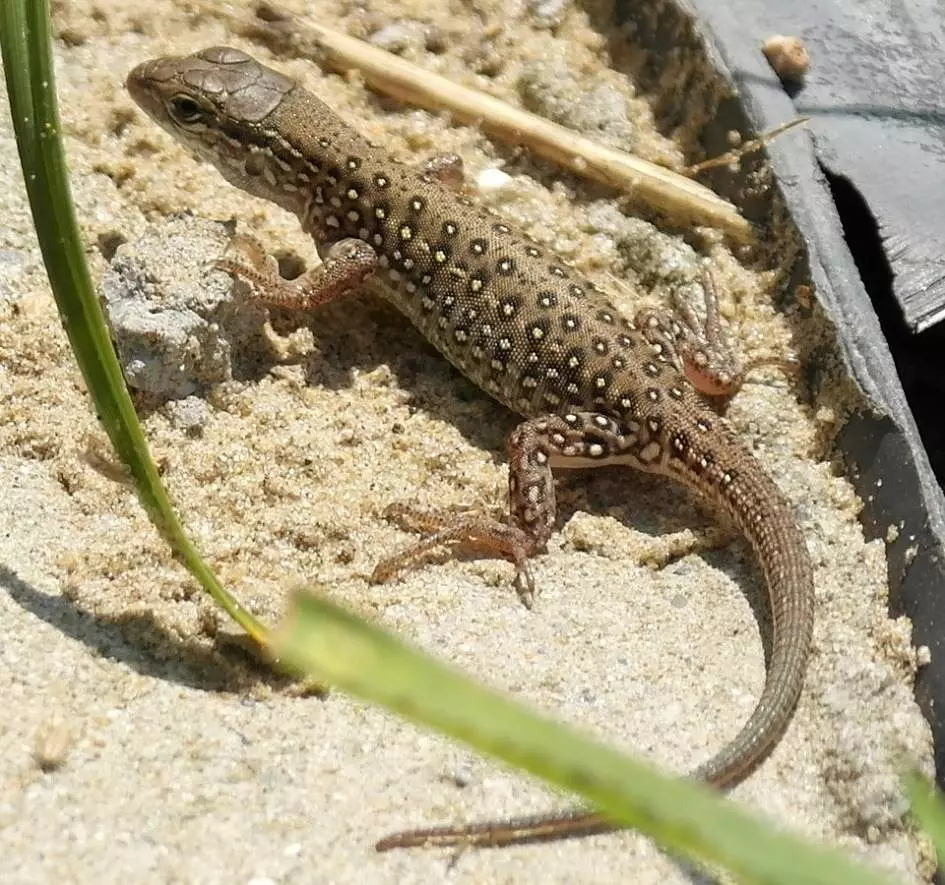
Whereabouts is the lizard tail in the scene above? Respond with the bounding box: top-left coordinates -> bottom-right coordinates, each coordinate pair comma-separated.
376,426 -> 814,850
688,434 -> 814,790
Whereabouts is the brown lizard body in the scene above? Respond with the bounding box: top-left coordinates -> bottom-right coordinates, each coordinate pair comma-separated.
127,46 -> 815,850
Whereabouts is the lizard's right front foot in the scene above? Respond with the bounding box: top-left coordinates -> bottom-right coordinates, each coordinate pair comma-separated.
214,234 -> 378,310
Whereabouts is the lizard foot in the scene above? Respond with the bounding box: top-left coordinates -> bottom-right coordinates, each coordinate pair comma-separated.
214,235 -> 377,310
635,266 -> 797,401
371,503 -> 537,607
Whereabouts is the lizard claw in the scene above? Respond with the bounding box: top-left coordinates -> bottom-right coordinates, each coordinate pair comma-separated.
512,563 -> 536,609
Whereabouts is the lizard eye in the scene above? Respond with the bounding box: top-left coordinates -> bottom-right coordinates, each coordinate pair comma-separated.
168,94 -> 204,125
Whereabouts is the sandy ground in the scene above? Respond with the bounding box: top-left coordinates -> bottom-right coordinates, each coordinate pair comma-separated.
0,0 -> 935,883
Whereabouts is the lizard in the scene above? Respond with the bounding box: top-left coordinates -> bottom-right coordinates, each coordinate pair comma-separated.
126,46 -> 815,850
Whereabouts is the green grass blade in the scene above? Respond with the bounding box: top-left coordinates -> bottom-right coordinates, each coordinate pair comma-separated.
276,591 -> 893,885
905,773 -> 942,865
0,0 -> 268,644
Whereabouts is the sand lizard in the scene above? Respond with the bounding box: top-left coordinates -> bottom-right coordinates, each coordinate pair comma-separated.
127,46 -> 815,850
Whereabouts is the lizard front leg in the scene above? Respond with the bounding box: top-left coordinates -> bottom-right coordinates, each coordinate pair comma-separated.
214,234 -> 377,309
371,412 -> 637,608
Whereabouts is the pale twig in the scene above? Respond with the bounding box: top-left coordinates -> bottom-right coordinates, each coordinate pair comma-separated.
235,3 -> 755,243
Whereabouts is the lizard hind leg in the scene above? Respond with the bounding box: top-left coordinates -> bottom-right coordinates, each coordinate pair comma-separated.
369,413 -> 564,608
371,505 -> 540,606
634,267 -> 747,400
370,412 -> 634,608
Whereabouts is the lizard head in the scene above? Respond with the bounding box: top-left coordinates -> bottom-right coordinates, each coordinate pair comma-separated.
127,47 -> 301,202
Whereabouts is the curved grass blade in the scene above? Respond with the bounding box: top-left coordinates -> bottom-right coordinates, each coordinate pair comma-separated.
0,0 -> 267,644
277,591 -> 893,885
905,773 -> 943,866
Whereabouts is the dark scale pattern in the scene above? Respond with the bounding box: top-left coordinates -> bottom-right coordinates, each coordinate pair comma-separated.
215,102 -> 657,423
128,45 -> 815,852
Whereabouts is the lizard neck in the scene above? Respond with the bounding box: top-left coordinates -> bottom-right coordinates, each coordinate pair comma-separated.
260,88 -> 384,233
205,86 -> 374,223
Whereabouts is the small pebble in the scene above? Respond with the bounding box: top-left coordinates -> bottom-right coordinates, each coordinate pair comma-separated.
33,719 -> 73,772
368,21 -> 432,55
528,0 -> 569,29
762,35 -> 811,83
165,396 -> 211,435
476,167 -> 514,194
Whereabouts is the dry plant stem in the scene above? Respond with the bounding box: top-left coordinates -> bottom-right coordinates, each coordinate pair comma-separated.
235,2 -> 755,243
685,117 -> 809,175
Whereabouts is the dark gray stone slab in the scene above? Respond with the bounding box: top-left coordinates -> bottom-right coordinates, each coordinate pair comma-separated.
699,0 -> 945,333
620,0 -> 945,785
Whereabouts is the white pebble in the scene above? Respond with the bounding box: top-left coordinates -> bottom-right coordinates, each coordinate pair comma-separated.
476,167 -> 513,193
